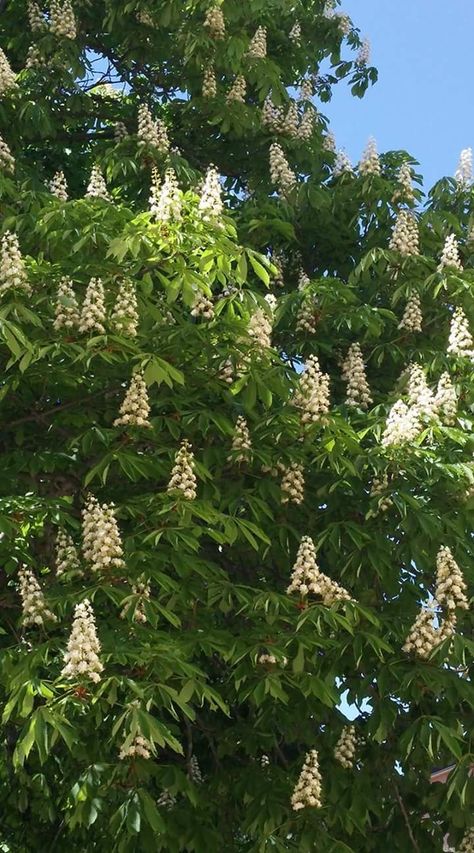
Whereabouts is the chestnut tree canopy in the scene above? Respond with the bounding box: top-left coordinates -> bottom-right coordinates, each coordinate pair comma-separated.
0,1 -> 473,851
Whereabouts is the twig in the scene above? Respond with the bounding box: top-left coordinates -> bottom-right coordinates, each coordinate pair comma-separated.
4,385 -> 122,429
393,784 -> 420,852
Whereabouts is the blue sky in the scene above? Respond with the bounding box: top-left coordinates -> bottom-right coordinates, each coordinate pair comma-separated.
325,0 -> 474,190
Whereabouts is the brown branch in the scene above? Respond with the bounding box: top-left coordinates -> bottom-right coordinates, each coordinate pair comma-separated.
393,784 -> 420,852
4,385 -> 122,430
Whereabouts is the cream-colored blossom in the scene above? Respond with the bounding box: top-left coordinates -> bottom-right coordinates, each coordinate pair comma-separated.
119,731 -> 152,760
398,294 -> 422,332
356,37 -> 370,66
359,137 -> 380,176
61,599 -> 103,682
82,494 -> 125,572
120,576 -> 150,624
56,530 -> 81,577
342,343 -> 372,409
114,370 -> 151,428
294,355 -> 330,424
111,279 -> 139,337
246,26 -> 267,59
438,234 -> 463,272
0,134 -> 14,173
435,545 -> 468,612
202,65 -> 217,97
167,440 -> 197,500
226,75 -> 246,104
269,143 -> 296,196
199,166 -> 223,219
281,463 -> 304,505
204,6 -> 225,39
50,0 -> 76,38
228,415 -> 251,463
333,149 -> 352,176
334,726 -> 357,769
49,170 -> 68,201
291,750 -> 323,810
0,48 -> 17,96
447,307 -> 473,358
0,231 -> 30,295
18,566 -> 56,627
382,399 -> 420,447
54,277 -> 80,330
79,277 -> 106,334
287,535 -> 351,604
289,21 -> 301,45
434,372 -> 457,425
389,210 -> 419,256
137,104 -> 169,152
85,164 -> 111,201
454,148 -> 472,187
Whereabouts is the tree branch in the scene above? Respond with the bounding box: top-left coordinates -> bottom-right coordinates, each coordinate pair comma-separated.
393,784 -> 420,852
4,385 -> 122,430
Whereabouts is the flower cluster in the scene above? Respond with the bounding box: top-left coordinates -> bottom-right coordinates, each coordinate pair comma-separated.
150,168 -> 182,222
168,440 -> 197,500
120,576 -> 151,624
54,277 -> 80,330
0,134 -> 14,173
227,75 -> 246,103
407,364 -> 436,420
381,399 -> 420,447
114,122 -> 129,142
61,599 -> 103,683
280,462 -> 305,505
199,166 -> 223,219
359,137 -> 380,176
334,726 -> 357,769
435,546 -> 468,612
322,130 -> 336,153
294,355 -> 330,424
402,602 -> 455,659
289,21 -> 301,45
261,96 -> 284,132
85,164 -> 111,201
248,301 -> 273,350
370,472 -> 393,513
393,162 -> 414,203
291,750 -> 323,810
219,357 -> 234,384
50,0 -> 76,39
82,494 -> 125,572
455,147 -> 472,187
157,790 -> 176,810
79,277 -> 106,333
188,755 -> 203,784
0,48 -> 16,96
138,105 -> 169,152
229,416 -> 251,463
191,289 -> 214,320
389,211 -> 419,256
298,79 -> 313,101
247,26 -> 267,59
202,65 -> 217,97
296,107 -> 316,141
204,6 -> 225,39
111,279 -> 139,337
398,293 -> 422,332
114,370 -> 151,428
119,731 -> 152,760
438,234 -> 462,272
337,13 -> 351,35
49,170 -> 68,200
0,231 -> 30,295
434,372 -> 457,425
342,343 -> 372,409
296,295 -> 318,334
333,149 -> 352,176
269,143 -> 296,196
287,535 -> 352,604
459,828 -> 474,853
447,307 -> 473,358
356,37 -> 370,66
27,0 -> 45,31
56,530 -> 81,577
260,753 -> 270,768
18,566 -> 56,627
281,102 -> 299,137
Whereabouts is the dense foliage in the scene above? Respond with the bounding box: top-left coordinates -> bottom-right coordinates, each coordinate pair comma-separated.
0,1 -> 473,851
